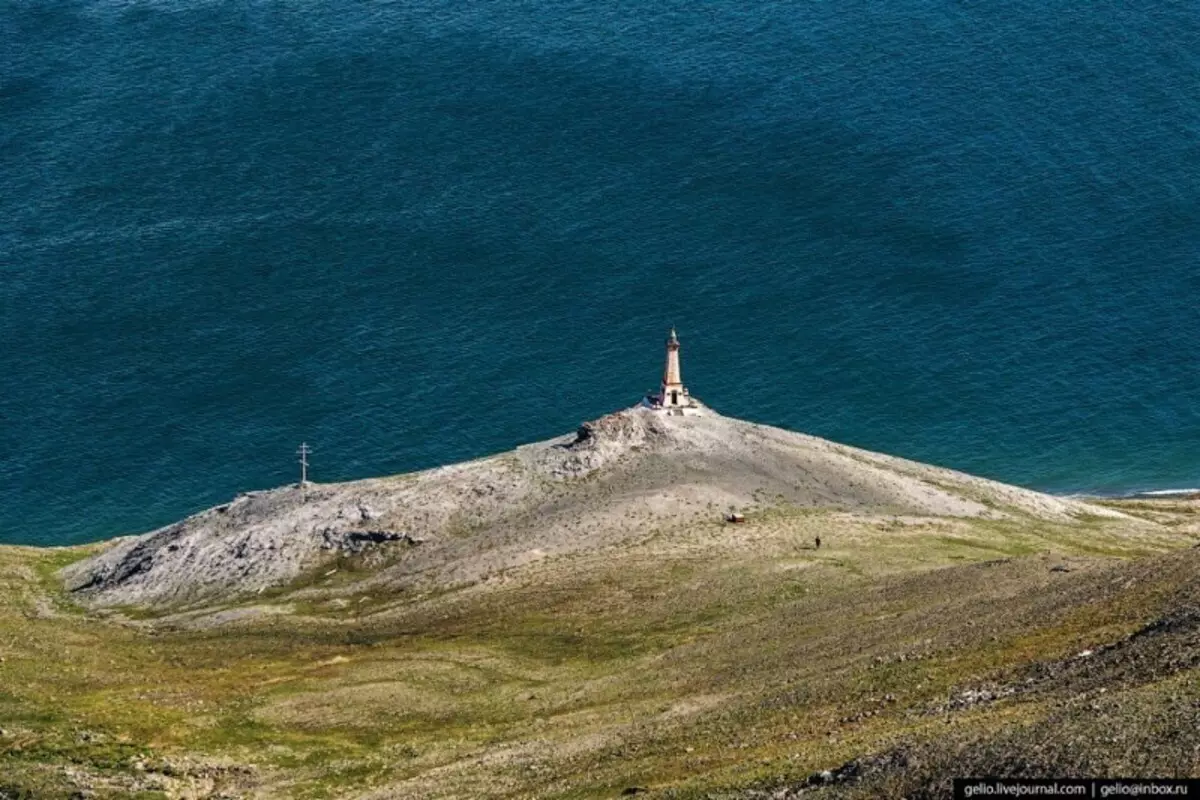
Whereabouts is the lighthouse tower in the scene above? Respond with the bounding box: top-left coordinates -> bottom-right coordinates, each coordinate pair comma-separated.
654,328 -> 695,413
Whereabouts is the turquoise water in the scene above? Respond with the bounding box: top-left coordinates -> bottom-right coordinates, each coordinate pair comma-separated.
4,1 -> 1200,546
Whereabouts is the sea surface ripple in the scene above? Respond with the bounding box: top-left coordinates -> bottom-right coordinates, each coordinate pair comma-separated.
3,0 -> 1200,545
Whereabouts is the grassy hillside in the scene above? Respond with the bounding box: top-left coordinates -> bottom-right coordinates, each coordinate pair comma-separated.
3,497 -> 1199,798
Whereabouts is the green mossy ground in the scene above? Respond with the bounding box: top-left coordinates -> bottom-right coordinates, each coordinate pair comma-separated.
1,501 -> 1197,797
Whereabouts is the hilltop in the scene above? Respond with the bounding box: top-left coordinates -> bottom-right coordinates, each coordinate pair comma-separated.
63,404 -> 1118,612
1,405 -> 1198,798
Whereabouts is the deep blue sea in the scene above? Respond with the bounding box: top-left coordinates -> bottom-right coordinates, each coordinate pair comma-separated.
3,1 -> 1200,546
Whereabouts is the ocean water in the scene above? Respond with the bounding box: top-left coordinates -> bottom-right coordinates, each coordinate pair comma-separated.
3,1 -> 1200,546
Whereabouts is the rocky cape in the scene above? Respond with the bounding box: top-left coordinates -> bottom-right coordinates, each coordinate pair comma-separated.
61,403 -> 1124,610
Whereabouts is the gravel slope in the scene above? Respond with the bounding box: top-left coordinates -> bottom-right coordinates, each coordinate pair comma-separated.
61,402 -> 1125,609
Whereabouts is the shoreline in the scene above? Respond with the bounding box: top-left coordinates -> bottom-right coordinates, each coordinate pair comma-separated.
3,491 -> 1198,553
1070,487 -> 1200,501
3,486 -> 1200,552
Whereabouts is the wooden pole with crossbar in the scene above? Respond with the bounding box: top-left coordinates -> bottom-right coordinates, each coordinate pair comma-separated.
297,442 -> 311,488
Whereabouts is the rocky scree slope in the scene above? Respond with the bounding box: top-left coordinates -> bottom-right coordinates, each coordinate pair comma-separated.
61,405 -> 1123,610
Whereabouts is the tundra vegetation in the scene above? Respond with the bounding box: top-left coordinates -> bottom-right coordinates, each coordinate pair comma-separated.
3,409 -> 1199,798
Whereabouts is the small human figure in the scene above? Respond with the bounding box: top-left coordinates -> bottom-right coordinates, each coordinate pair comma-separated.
815,535 -> 821,550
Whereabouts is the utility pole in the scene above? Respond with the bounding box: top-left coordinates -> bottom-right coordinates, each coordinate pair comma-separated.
297,442 -> 312,488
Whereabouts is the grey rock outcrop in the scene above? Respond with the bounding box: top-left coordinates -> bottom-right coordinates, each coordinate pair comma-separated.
61,404 -> 1127,610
